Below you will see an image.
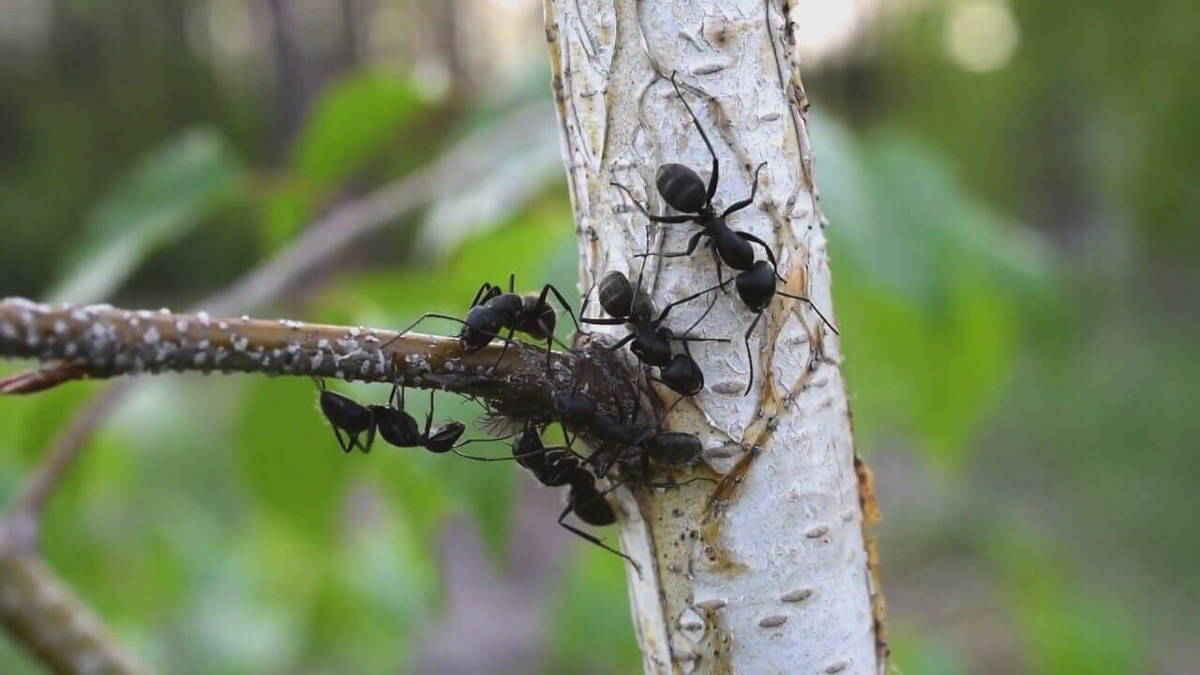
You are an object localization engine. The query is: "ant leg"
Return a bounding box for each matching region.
[742,311,765,396]
[423,389,436,438]
[469,282,496,309]
[580,316,627,326]
[361,417,376,454]
[508,272,516,293]
[604,332,637,351]
[538,283,584,336]
[378,313,470,350]
[684,283,723,335]
[329,426,352,454]
[657,277,733,322]
[648,476,719,489]
[777,291,839,335]
[670,72,721,204]
[672,336,731,344]
[557,503,640,571]
[636,229,707,261]
[722,163,767,217]
[611,182,693,224]
[491,326,518,369]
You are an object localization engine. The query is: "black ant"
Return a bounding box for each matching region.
[614,73,839,394]
[611,73,776,286]
[581,270,729,396]
[370,387,467,453]
[489,424,637,568]
[384,274,581,367]
[315,379,468,454]
[730,260,839,393]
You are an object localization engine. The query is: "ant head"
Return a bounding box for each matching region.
[597,271,634,318]
[656,163,707,214]
[660,353,704,396]
[425,421,466,453]
[735,260,777,312]
[460,306,502,351]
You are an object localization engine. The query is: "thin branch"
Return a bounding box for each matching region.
[0,298,573,406]
[0,542,151,675]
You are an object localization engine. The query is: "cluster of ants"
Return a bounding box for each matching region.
[315,74,836,567]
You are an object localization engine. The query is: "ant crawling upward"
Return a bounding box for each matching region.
[385,274,581,367]
[315,379,467,454]
[611,72,775,284]
[614,72,840,394]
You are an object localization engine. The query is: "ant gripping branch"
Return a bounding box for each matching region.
[504,424,638,568]
[315,380,468,454]
[383,273,581,368]
[581,270,729,396]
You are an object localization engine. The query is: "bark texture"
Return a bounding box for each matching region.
[542,1,886,672]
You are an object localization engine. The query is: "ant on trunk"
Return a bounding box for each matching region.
[580,269,729,396]
[613,72,838,394]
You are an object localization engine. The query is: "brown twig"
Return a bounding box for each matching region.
[0,298,574,407]
[0,540,152,675]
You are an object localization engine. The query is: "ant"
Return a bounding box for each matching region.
[614,73,839,395]
[611,72,776,287]
[315,379,468,454]
[472,423,637,568]
[730,260,839,394]
[384,274,581,368]
[581,270,729,396]
[370,386,467,453]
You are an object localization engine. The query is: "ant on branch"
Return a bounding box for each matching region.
[384,274,581,368]
[613,72,839,394]
[580,270,729,396]
[315,379,469,454]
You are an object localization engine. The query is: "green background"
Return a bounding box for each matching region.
[1,1,1196,672]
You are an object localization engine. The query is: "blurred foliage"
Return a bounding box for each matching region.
[2,1,1198,673]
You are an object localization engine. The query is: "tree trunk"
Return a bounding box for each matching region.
[541,1,887,673]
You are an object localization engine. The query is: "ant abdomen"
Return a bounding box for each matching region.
[656,163,707,213]
[597,271,634,318]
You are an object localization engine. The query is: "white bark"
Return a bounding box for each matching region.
[542,1,887,673]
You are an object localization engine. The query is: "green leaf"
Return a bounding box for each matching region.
[291,72,428,187]
[49,128,246,303]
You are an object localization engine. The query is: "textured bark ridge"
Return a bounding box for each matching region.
[542,1,886,672]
